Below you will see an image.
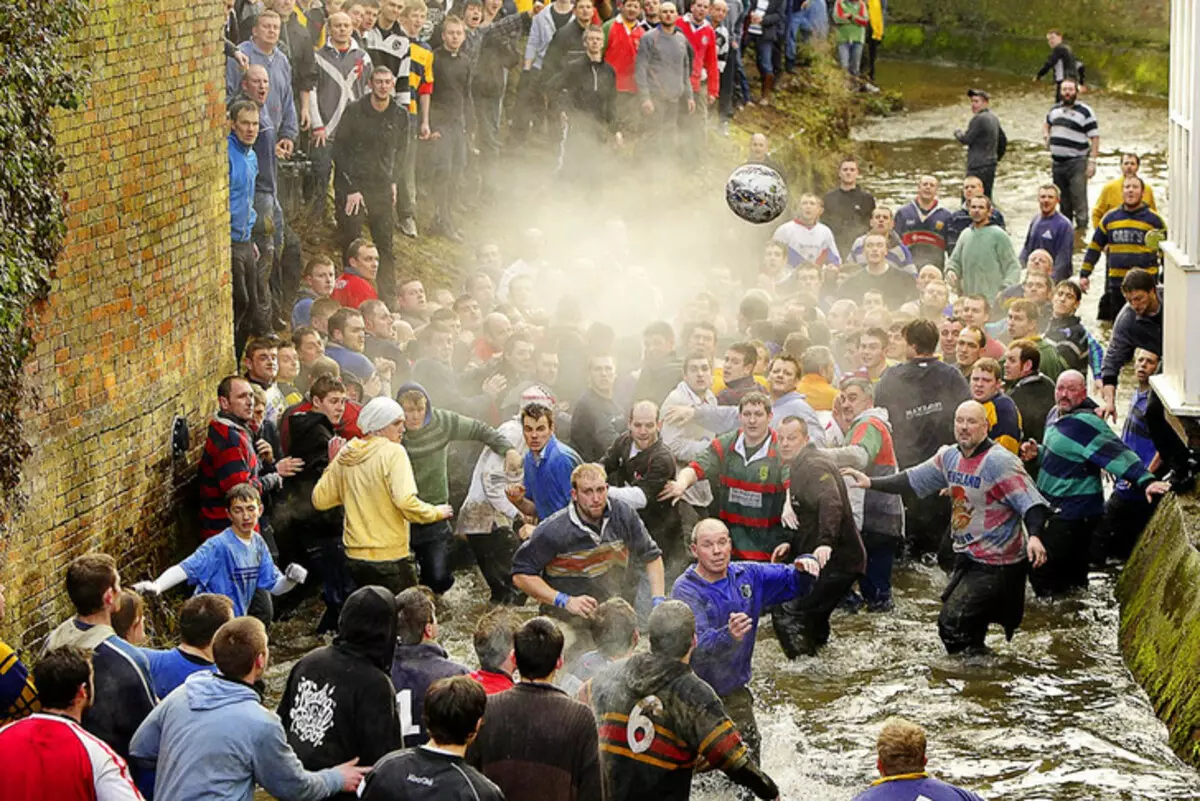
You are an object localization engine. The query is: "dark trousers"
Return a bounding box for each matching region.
[510,69,546,143]
[1097,492,1155,563]
[1145,390,1193,476]
[903,493,951,559]
[938,556,1028,654]
[434,123,468,229]
[248,588,274,630]
[1052,156,1089,229]
[474,90,504,199]
[865,37,880,82]
[859,530,899,608]
[312,537,354,633]
[231,241,259,359]
[772,568,860,657]
[718,64,735,122]
[346,555,419,595]
[335,180,396,301]
[411,519,455,594]
[307,141,333,217]
[721,686,759,759]
[396,116,418,221]
[468,526,523,603]
[968,163,997,202]
[1030,515,1098,596]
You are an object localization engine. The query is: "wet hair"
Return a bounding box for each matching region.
[648,600,695,660]
[514,617,564,680]
[1009,339,1041,372]
[65,554,119,616]
[877,717,927,775]
[521,402,555,428]
[590,599,638,659]
[111,589,144,641]
[1009,298,1040,324]
[34,647,93,710]
[396,587,436,646]
[902,319,940,356]
[302,254,335,279]
[229,99,259,122]
[309,374,346,400]
[423,675,487,745]
[213,617,268,679]
[971,357,1003,381]
[179,594,235,648]
[226,482,262,508]
[1122,268,1156,294]
[472,609,516,672]
[570,463,607,488]
[738,390,772,414]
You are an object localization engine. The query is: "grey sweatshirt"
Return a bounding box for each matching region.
[635,27,694,101]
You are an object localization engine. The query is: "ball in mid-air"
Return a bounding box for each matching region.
[725,164,788,224]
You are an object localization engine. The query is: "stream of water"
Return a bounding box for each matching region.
[259,60,1199,801]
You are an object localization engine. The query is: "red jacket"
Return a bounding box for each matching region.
[0,713,142,801]
[603,18,644,93]
[469,669,515,695]
[331,271,378,308]
[676,18,719,98]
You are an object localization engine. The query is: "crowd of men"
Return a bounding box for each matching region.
[0,3,1191,800]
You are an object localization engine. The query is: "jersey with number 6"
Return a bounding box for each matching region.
[590,651,778,801]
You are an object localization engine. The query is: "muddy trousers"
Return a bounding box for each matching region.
[1030,515,1098,597]
[902,493,951,561]
[346,556,419,596]
[720,686,760,759]
[467,526,523,604]
[939,556,1028,654]
[1096,493,1154,563]
[772,568,860,658]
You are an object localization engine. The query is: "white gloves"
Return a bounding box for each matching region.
[285,563,309,584]
[133,580,160,596]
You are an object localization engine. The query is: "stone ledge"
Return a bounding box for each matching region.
[1117,492,1200,767]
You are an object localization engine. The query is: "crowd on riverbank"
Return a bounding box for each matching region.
[0,2,1191,800]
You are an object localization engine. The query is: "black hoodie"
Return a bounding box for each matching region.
[276,408,344,543]
[278,586,402,797]
[589,651,778,801]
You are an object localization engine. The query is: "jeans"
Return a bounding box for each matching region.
[859,531,898,608]
[230,241,259,360]
[411,519,455,594]
[786,13,811,65]
[837,41,864,76]
[1052,156,1089,229]
[753,35,776,77]
[312,537,353,633]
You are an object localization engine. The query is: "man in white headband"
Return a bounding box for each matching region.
[313,396,454,594]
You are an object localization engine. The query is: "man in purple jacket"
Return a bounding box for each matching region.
[670,517,818,757]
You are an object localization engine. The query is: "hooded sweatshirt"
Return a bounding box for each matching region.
[590,652,778,801]
[44,619,156,761]
[277,408,344,542]
[395,382,513,504]
[278,586,402,796]
[129,671,343,801]
[389,642,470,748]
[312,436,443,561]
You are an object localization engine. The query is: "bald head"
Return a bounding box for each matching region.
[1054,369,1088,413]
[690,517,729,545]
[953,400,989,451]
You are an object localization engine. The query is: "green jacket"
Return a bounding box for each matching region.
[946,223,1021,299]
[399,383,511,504]
[690,429,789,561]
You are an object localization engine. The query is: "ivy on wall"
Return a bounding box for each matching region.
[0,0,87,509]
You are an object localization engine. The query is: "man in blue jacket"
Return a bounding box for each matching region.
[228,100,260,359]
[670,517,818,757]
[853,717,985,801]
[130,616,367,801]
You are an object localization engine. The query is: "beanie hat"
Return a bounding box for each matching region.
[358,397,405,435]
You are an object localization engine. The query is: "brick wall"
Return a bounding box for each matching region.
[3,0,232,647]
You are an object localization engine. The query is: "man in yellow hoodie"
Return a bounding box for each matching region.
[314,396,454,594]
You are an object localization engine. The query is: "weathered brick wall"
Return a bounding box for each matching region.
[2,0,232,647]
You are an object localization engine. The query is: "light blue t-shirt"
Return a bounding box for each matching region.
[180,529,281,616]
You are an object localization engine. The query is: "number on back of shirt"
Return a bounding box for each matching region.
[396,688,421,738]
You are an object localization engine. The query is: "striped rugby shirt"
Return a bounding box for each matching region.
[1046,100,1099,161]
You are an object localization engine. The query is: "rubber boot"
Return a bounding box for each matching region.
[760,73,775,106]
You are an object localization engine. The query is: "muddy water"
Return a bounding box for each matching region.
[259,60,1199,800]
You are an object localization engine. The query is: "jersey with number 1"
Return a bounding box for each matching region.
[389,642,469,747]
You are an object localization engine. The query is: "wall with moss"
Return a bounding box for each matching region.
[1116,494,1200,767]
[883,0,1170,95]
[3,0,231,649]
